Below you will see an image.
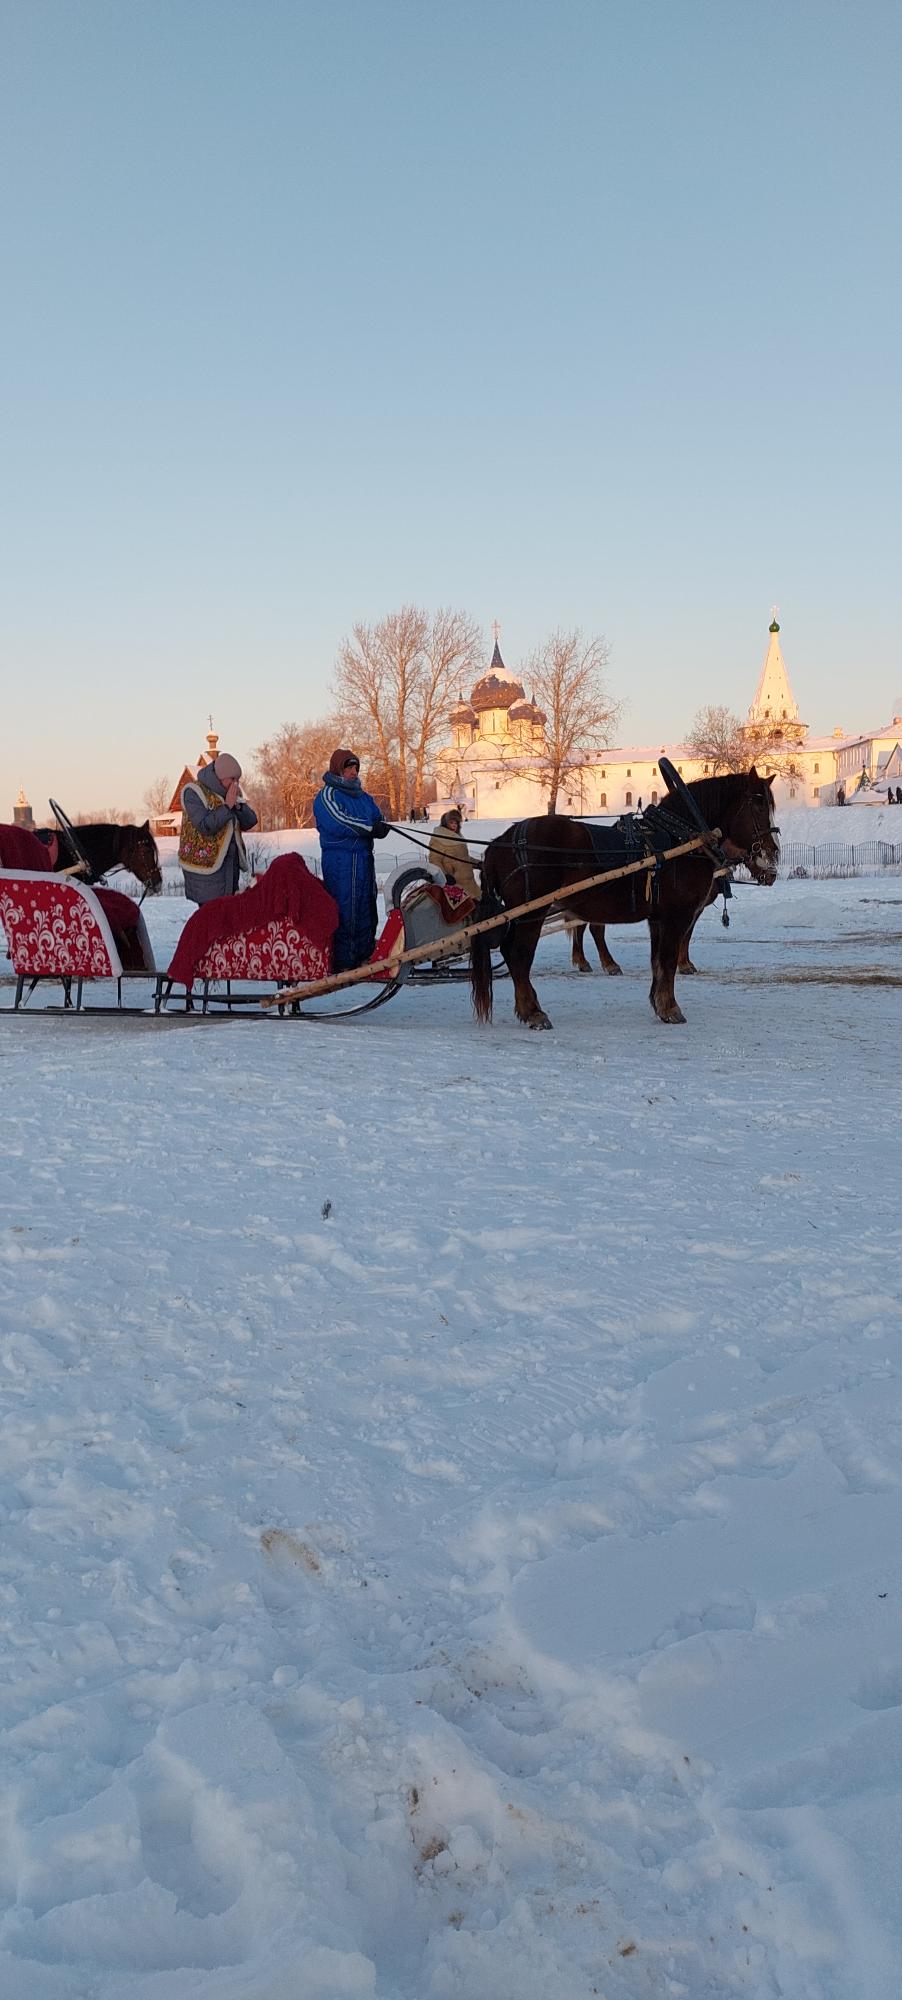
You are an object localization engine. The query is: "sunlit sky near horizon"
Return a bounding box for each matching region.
[2,0,900,814]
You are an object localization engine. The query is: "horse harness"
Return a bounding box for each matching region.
[510,799,728,920]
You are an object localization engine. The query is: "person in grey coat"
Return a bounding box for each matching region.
[179,753,259,905]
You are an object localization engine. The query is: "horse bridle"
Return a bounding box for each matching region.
[124,833,162,906]
[723,794,779,872]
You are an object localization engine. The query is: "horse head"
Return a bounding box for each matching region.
[122,820,163,894]
[721,770,780,885]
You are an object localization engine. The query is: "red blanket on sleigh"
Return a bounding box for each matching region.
[0,824,145,971]
[168,852,338,991]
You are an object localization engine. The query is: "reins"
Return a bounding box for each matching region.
[385,773,777,891]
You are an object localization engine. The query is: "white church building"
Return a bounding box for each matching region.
[433,618,898,818]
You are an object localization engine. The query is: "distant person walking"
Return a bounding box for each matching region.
[179,753,258,905]
[313,750,389,970]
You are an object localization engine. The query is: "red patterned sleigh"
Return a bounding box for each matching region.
[161,853,406,1012]
[162,853,337,1010]
[0,870,158,1010]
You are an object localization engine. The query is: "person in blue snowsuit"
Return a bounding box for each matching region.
[313,749,389,971]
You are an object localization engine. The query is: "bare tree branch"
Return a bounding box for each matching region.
[683,705,748,774]
[333,606,482,816]
[524,629,619,813]
[142,775,172,818]
[686,704,806,796]
[251,719,341,829]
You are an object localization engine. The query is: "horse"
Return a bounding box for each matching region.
[39,820,163,894]
[470,769,778,1031]
[567,874,721,978]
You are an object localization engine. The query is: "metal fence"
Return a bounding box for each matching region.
[769,840,902,879]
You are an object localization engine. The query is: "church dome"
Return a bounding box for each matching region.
[470,638,524,712]
[450,695,477,725]
[509,697,546,725]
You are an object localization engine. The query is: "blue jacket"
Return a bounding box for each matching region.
[313,773,388,970]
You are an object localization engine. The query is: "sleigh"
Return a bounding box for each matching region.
[0,870,158,1010]
[383,862,480,976]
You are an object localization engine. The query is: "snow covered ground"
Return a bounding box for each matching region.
[1,879,901,1999]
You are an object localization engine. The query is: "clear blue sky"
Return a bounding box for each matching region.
[2,0,900,813]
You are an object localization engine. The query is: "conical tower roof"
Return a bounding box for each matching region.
[746,616,799,727]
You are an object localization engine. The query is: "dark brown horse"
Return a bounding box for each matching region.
[568,874,721,977]
[471,770,778,1030]
[39,820,163,893]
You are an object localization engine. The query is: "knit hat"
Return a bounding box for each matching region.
[329,749,359,776]
[214,753,242,783]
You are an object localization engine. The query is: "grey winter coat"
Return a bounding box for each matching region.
[181,764,259,905]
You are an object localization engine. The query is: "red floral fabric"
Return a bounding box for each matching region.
[168,853,338,991]
[0,876,118,977]
[192,920,331,985]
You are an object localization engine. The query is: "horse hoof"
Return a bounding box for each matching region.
[679,960,698,976]
[659,1005,686,1025]
[573,963,593,975]
[527,1012,554,1031]
[603,963,623,977]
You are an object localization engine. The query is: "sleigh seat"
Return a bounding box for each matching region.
[0,870,158,1011]
[162,854,337,1011]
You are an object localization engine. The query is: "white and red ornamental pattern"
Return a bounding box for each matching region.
[191,919,331,985]
[0,877,117,978]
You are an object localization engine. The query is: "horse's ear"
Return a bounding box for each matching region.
[141,818,150,831]
[765,773,776,789]
[747,765,758,780]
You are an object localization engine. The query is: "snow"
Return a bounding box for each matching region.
[2,877,902,1998]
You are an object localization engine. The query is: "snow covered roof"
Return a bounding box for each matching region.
[470,639,525,711]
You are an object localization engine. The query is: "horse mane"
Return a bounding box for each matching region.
[663,770,764,827]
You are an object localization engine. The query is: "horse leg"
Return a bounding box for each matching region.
[569,923,593,973]
[569,921,621,974]
[590,923,622,975]
[677,916,699,975]
[648,917,686,1025]
[502,917,554,1029]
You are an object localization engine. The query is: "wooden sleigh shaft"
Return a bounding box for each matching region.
[261,828,722,1009]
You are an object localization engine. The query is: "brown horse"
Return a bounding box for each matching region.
[568,875,721,977]
[39,820,163,893]
[471,770,778,1030]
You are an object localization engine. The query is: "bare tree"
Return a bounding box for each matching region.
[686,704,804,795]
[333,606,482,816]
[143,775,172,818]
[525,629,619,813]
[251,718,341,828]
[683,705,748,774]
[75,806,137,824]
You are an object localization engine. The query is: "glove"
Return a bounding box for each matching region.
[372,818,389,840]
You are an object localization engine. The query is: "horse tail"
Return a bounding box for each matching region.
[470,927,493,1023]
[470,843,504,1023]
